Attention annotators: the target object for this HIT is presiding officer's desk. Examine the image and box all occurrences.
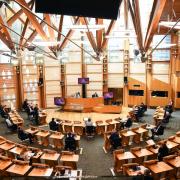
[64,97,122,113]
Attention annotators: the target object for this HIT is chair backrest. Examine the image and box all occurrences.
[61,151,74,155]
[32,163,49,168]
[130,147,141,153]
[163,155,176,162]
[144,160,158,167]
[43,149,57,154]
[12,159,29,165]
[113,149,124,160]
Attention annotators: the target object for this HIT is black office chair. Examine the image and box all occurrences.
[64,138,76,151]
[85,126,95,137]
[154,126,165,140]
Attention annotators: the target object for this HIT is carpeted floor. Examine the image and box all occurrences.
[0,108,179,179]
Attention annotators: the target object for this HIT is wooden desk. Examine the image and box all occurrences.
[166,156,180,168]
[121,131,136,146]
[0,137,6,145]
[73,122,84,135]
[49,133,64,149]
[126,166,147,176]
[93,105,122,114]
[0,157,12,170]
[0,141,15,151]
[64,97,104,112]
[60,154,79,169]
[25,128,39,135]
[169,136,180,144]
[28,167,53,177]
[133,128,148,143]
[117,152,136,161]
[39,113,47,125]
[35,131,50,146]
[6,163,31,175]
[132,149,153,164]
[41,152,60,161]
[9,146,25,156]
[96,121,107,135]
[146,161,173,180]
[166,140,179,150]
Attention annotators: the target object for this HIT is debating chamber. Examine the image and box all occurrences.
[0,0,180,179]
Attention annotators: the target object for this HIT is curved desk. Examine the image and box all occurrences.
[93,105,122,114]
[64,97,104,112]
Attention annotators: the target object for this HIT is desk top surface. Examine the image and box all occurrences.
[166,156,180,168]
[166,140,179,149]
[9,146,24,155]
[117,152,136,160]
[122,131,136,137]
[134,128,148,134]
[28,167,53,176]
[147,161,173,174]
[6,163,31,175]
[60,154,79,162]
[0,142,15,150]
[25,128,39,134]
[41,152,60,161]
[132,149,153,158]
[49,133,64,139]
[36,131,50,137]
[0,159,12,170]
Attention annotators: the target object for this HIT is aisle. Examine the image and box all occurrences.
[78,135,113,177]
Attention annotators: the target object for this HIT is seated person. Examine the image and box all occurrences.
[151,122,165,140]
[92,92,98,98]
[64,132,76,151]
[162,111,170,123]
[0,105,8,118]
[49,118,59,131]
[5,118,17,131]
[17,127,34,144]
[22,99,29,111]
[85,118,95,136]
[125,115,133,128]
[109,130,122,150]
[158,141,169,161]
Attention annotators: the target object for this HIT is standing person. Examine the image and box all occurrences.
[33,104,39,125]
[158,141,169,161]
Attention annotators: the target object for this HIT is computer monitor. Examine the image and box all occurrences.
[54,97,65,106]
[104,92,113,99]
[78,78,89,84]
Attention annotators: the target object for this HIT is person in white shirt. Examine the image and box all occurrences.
[5,118,17,131]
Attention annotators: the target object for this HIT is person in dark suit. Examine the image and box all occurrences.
[151,122,165,140]
[33,104,39,125]
[64,132,76,151]
[109,130,122,150]
[17,127,34,144]
[92,92,98,98]
[22,99,29,111]
[49,118,59,131]
[158,141,169,161]
[125,115,133,128]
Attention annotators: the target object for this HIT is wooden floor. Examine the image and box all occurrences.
[45,106,131,123]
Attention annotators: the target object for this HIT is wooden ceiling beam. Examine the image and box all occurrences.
[124,0,129,30]
[19,1,34,47]
[96,18,104,52]
[80,17,97,52]
[23,19,46,46]
[57,15,64,41]
[144,0,167,51]
[44,14,55,40]
[58,17,80,51]
[0,15,14,50]
[7,0,33,26]
[101,20,116,50]
[0,31,11,50]
[15,0,48,41]
[133,0,144,51]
